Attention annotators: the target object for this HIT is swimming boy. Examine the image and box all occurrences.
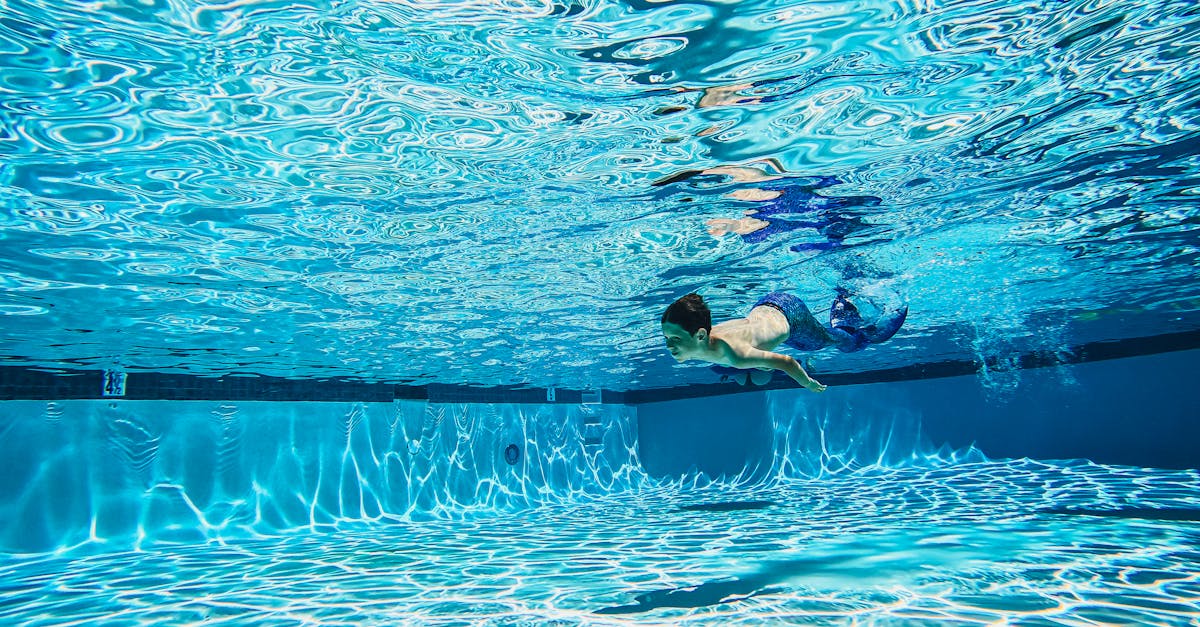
[660,291,907,391]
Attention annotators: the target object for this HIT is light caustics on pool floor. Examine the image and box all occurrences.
[1,459,1198,626]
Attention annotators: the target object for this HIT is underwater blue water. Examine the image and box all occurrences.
[1,0,1198,624]
[0,0,1198,389]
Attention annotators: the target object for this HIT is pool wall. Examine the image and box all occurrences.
[638,348,1200,479]
[637,385,980,484]
[0,400,642,554]
[1,349,1195,555]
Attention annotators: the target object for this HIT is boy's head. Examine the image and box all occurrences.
[661,293,711,362]
[661,293,711,334]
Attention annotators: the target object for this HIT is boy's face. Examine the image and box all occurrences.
[661,322,706,362]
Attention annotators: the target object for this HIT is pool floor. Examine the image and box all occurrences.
[2,459,1198,625]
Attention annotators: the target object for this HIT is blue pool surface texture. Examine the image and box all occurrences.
[2,0,1199,624]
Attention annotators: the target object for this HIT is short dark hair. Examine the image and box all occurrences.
[661,293,711,335]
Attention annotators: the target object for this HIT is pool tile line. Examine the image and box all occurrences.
[625,329,1200,403]
[0,367,628,404]
[0,329,1196,404]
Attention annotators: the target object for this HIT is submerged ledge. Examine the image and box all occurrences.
[1,329,1198,404]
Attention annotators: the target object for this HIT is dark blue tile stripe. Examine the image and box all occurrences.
[0,330,1196,404]
[0,367,625,404]
[624,329,1200,404]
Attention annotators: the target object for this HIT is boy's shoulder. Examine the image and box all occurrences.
[706,333,748,361]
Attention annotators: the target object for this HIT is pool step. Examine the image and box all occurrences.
[582,413,603,448]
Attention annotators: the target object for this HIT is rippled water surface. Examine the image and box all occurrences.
[1,0,1198,388]
[2,460,1198,625]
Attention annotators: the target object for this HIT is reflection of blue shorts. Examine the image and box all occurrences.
[752,292,834,351]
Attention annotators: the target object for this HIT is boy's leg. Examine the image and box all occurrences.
[757,292,838,351]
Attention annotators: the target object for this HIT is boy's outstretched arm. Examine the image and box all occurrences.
[722,344,826,392]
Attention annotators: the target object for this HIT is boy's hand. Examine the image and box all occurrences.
[783,357,825,392]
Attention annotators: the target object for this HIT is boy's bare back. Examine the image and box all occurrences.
[710,305,791,355]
